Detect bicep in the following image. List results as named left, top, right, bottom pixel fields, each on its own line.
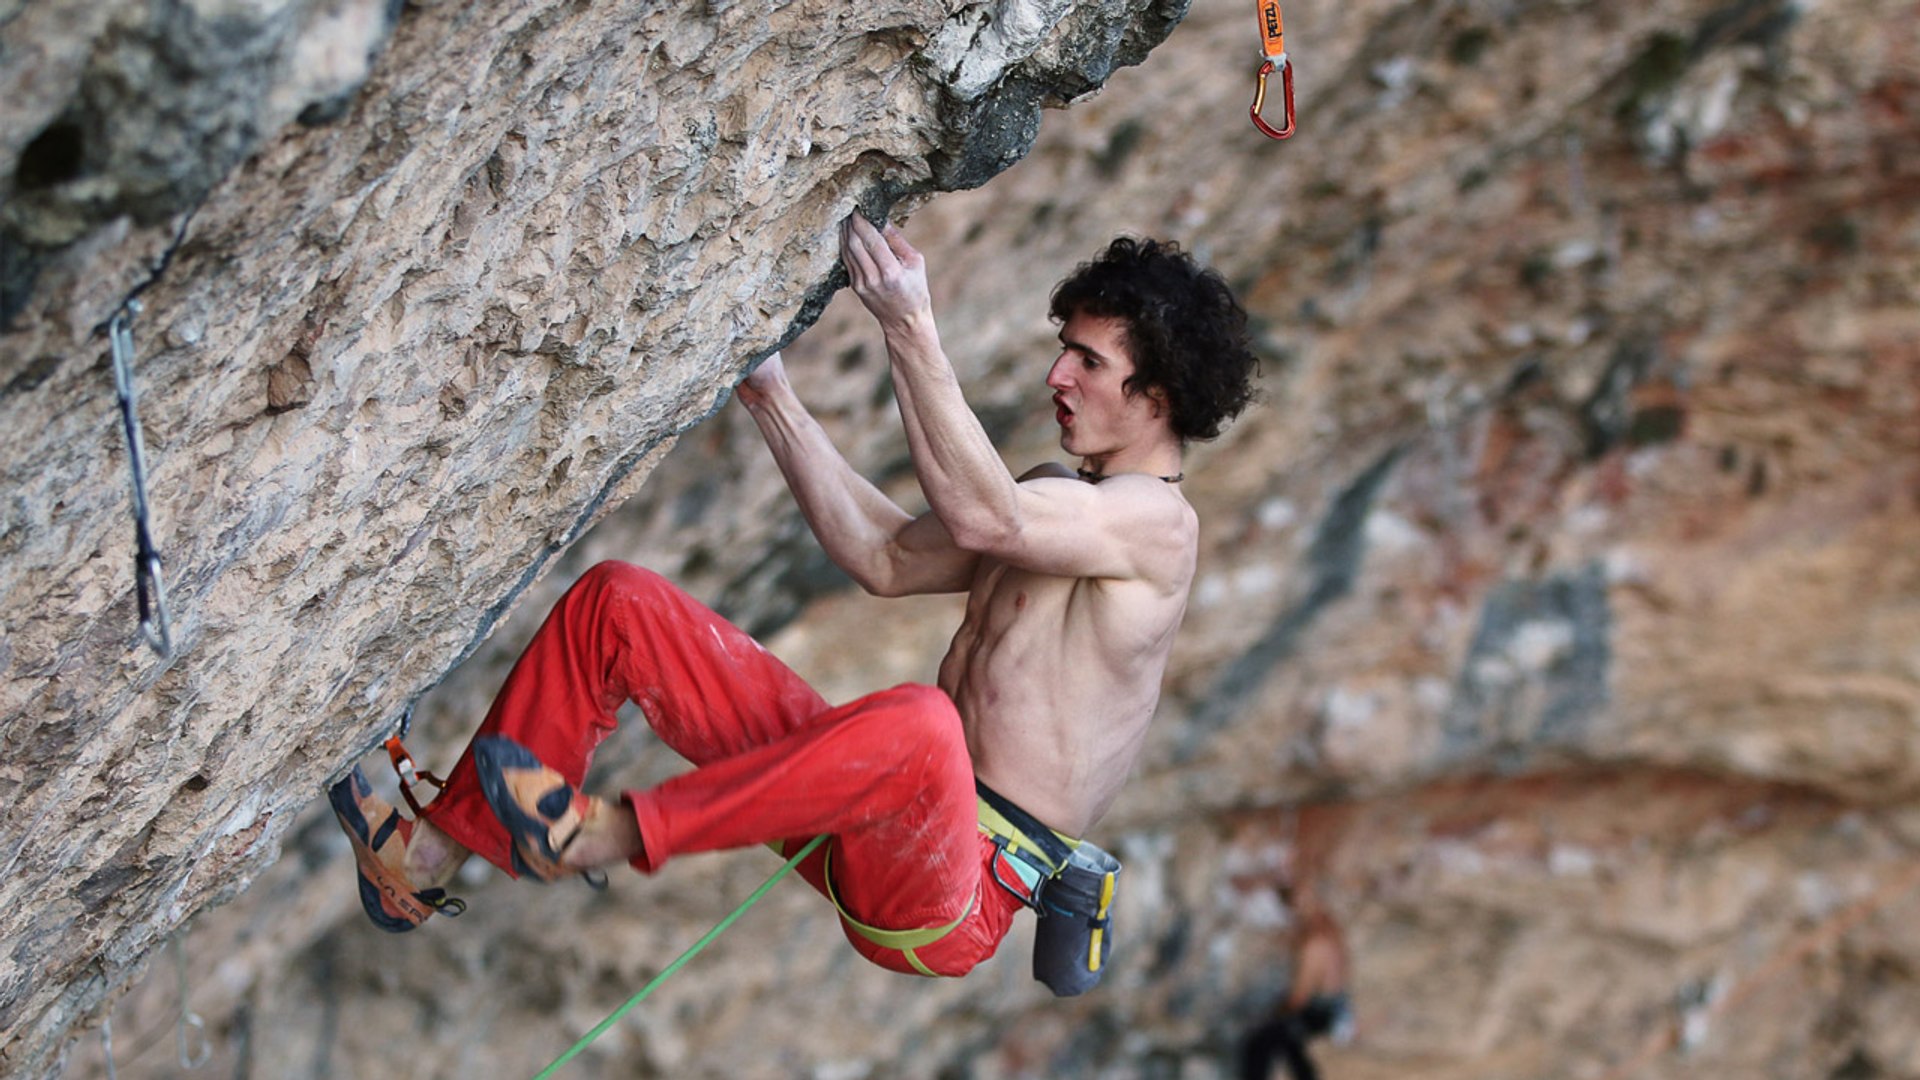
left=872, top=509, right=980, bottom=596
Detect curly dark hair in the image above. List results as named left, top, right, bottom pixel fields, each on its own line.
left=1049, top=237, right=1259, bottom=443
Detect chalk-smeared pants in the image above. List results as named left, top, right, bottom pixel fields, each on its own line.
left=424, top=561, right=1022, bottom=976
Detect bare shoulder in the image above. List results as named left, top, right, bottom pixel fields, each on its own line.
left=1101, top=473, right=1200, bottom=534
left=1020, top=470, right=1194, bottom=534
left=1069, top=474, right=1199, bottom=587
left=966, top=464, right=1197, bottom=585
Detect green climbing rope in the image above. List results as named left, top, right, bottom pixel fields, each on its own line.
left=533, top=833, right=828, bottom=1079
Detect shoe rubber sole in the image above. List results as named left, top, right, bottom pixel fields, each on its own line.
left=472, top=736, right=580, bottom=883
left=330, top=768, right=436, bottom=932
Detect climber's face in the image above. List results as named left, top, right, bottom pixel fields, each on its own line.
left=1046, top=311, right=1163, bottom=461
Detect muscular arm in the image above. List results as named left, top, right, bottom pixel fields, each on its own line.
left=841, top=216, right=1189, bottom=584
left=737, top=353, right=977, bottom=596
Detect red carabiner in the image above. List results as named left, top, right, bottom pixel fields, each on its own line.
left=1251, top=56, right=1296, bottom=140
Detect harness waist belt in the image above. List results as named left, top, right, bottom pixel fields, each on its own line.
left=975, top=778, right=1080, bottom=874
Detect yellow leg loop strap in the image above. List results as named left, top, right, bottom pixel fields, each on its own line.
left=822, top=843, right=975, bottom=965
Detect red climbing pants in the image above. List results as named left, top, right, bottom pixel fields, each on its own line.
left=424, top=561, right=1023, bottom=977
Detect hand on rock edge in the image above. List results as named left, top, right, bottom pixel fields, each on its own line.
left=737, top=351, right=787, bottom=409
left=841, top=214, right=932, bottom=334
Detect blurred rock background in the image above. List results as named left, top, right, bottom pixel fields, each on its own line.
left=39, top=0, right=1920, bottom=1076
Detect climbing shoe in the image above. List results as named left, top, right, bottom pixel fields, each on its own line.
left=329, top=766, right=467, bottom=933
left=472, top=736, right=593, bottom=883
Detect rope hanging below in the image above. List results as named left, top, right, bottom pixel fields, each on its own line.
left=532, top=833, right=829, bottom=1079
left=1250, top=0, right=1297, bottom=140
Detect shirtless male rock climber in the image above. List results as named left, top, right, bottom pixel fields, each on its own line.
left=329, top=213, right=1259, bottom=986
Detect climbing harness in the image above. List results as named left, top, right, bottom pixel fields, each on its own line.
left=979, top=779, right=1080, bottom=897
left=108, top=300, right=174, bottom=658
left=825, top=781, right=1064, bottom=977
left=820, top=781, right=1121, bottom=992
left=533, top=833, right=827, bottom=1079
left=385, top=704, right=449, bottom=818
left=1250, top=0, right=1298, bottom=139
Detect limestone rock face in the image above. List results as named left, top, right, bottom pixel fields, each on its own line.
left=0, top=0, right=1185, bottom=1071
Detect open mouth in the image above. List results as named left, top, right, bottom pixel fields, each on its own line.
left=1053, top=394, right=1074, bottom=427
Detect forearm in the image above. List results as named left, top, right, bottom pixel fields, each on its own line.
left=742, top=378, right=916, bottom=590
left=838, top=213, right=1027, bottom=553
left=882, top=317, right=1022, bottom=549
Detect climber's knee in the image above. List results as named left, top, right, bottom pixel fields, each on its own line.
left=870, top=683, right=961, bottom=737
left=567, top=561, right=687, bottom=617
left=859, top=683, right=969, bottom=785
left=573, top=559, right=652, bottom=594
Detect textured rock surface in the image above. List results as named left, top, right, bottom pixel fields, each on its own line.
left=15, top=0, right=1920, bottom=1077
left=0, top=0, right=1186, bottom=1072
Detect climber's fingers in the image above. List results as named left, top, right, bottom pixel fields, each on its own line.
left=841, top=214, right=932, bottom=328
left=840, top=215, right=880, bottom=287
left=843, top=213, right=900, bottom=283
left=881, top=222, right=922, bottom=272
left=845, top=214, right=923, bottom=280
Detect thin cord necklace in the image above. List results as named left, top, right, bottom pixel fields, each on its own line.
left=1077, top=467, right=1184, bottom=485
